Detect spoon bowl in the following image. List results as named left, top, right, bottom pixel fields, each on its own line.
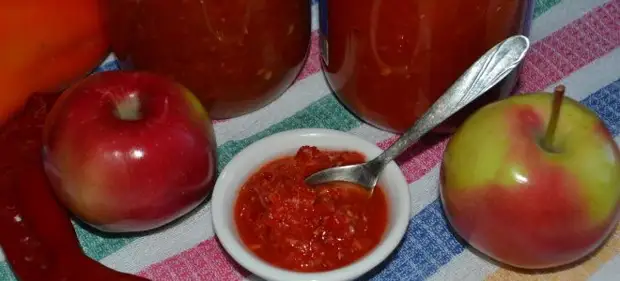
left=305, top=35, right=531, bottom=191
left=309, top=163, right=380, bottom=190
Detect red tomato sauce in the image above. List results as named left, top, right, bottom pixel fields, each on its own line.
left=234, top=146, right=389, bottom=272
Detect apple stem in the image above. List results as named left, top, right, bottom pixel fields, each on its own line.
left=114, top=94, right=142, bottom=121
left=542, top=85, right=565, bottom=152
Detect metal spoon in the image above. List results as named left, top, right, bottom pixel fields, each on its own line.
left=305, top=35, right=531, bottom=191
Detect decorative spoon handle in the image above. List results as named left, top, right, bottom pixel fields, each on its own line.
left=370, top=35, right=530, bottom=170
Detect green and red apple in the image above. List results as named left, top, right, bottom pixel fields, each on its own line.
left=43, top=71, right=217, bottom=233
left=440, top=87, right=620, bottom=269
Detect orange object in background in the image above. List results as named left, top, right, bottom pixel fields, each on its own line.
left=0, top=0, right=110, bottom=125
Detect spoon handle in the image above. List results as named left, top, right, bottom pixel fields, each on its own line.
left=370, top=35, right=530, bottom=169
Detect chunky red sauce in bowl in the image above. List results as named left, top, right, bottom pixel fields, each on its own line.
left=212, top=129, right=410, bottom=281
left=235, top=146, right=388, bottom=272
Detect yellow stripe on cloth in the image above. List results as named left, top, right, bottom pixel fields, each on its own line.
left=485, top=226, right=620, bottom=281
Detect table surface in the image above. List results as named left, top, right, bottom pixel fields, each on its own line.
left=2, top=0, right=619, bottom=280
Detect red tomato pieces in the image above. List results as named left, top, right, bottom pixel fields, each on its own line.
left=234, top=146, right=388, bottom=272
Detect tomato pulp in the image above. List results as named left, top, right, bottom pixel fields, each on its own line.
left=321, top=0, right=534, bottom=133
left=234, top=146, right=389, bottom=272
left=104, top=0, right=311, bottom=119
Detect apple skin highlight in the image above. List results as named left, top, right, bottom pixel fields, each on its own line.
left=440, top=93, right=620, bottom=269
left=42, top=71, right=217, bottom=233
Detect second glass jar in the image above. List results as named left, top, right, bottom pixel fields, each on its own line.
left=320, top=0, right=534, bottom=133
left=104, top=0, right=311, bottom=119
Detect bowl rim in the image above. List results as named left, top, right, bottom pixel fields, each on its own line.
left=212, top=128, right=411, bottom=281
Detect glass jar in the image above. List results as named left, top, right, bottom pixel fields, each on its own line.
left=104, top=0, right=311, bottom=119
left=320, top=0, right=534, bottom=133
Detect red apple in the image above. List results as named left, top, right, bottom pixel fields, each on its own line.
left=440, top=86, right=620, bottom=269
left=42, top=71, right=217, bottom=233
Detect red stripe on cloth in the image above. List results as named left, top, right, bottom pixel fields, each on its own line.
left=138, top=238, right=250, bottom=281
left=137, top=2, right=620, bottom=279
left=516, top=0, right=620, bottom=93
left=296, top=32, right=322, bottom=82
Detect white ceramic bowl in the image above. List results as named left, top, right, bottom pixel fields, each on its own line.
left=212, top=128, right=411, bottom=281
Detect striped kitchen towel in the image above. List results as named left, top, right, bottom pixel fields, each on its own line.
left=1, top=0, right=619, bottom=280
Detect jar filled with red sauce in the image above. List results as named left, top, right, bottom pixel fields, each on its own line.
left=320, top=0, right=534, bottom=133
left=234, top=146, right=389, bottom=272
left=103, top=0, right=311, bottom=119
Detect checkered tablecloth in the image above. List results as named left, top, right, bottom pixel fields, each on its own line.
left=2, top=0, right=619, bottom=280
